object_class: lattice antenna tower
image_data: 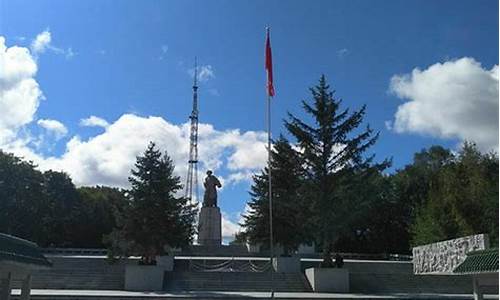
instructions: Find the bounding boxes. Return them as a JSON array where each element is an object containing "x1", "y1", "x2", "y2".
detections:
[{"x1": 185, "y1": 58, "x2": 199, "y2": 204}]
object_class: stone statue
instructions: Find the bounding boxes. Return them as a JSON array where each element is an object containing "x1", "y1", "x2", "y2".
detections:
[{"x1": 203, "y1": 170, "x2": 222, "y2": 207}]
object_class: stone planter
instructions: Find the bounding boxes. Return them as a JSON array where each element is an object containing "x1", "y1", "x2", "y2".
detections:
[
  {"x1": 124, "y1": 265, "x2": 165, "y2": 291},
  {"x1": 305, "y1": 267, "x2": 349, "y2": 292},
  {"x1": 273, "y1": 256, "x2": 301, "y2": 273},
  {"x1": 156, "y1": 255, "x2": 174, "y2": 271}
]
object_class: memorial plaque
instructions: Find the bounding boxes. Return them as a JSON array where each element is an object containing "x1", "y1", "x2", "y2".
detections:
[{"x1": 412, "y1": 234, "x2": 489, "y2": 275}]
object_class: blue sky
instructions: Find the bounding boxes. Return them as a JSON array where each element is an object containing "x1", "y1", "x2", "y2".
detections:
[{"x1": 0, "y1": 0, "x2": 498, "y2": 239}]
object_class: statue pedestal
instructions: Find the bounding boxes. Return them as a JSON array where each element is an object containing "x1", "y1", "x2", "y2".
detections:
[{"x1": 198, "y1": 206, "x2": 222, "y2": 246}]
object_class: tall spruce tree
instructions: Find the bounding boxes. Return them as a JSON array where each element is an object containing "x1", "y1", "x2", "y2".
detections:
[
  {"x1": 107, "y1": 142, "x2": 197, "y2": 263},
  {"x1": 285, "y1": 75, "x2": 389, "y2": 266},
  {"x1": 241, "y1": 136, "x2": 309, "y2": 255}
]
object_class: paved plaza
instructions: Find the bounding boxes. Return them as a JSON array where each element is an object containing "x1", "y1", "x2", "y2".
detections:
[{"x1": 9, "y1": 289, "x2": 500, "y2": 299}]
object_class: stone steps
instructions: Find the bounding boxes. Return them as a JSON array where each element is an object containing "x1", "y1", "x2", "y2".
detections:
[
  {"x1": 12, "y1": 257, "x2": 126, "y2": 290},
  {"x1": 164, "y1": 271, "x2": 311, "y2": 292}
]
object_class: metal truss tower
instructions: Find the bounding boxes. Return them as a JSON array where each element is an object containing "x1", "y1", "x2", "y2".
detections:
[{"x1": 185, "y1": 60, "x2": 199, "y2": 203}]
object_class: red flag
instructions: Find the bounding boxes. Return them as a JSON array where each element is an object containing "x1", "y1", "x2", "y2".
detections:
[{"x1": 265, "y1": 27, "x2": 275, "y2": 97}]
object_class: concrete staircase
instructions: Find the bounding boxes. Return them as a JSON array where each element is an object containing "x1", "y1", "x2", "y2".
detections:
[
  {"x1": 16, "y1": 256, "x2": 126, "y2": 290},
  {"x1": 164, "y1": 271, "x2": 311, "y2": 292},
  {"x1": 9, "y1": 255, "x2": 479, "y2": 294}
]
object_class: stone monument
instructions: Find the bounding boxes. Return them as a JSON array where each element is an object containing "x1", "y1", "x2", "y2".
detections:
[{"x1": 198, "y1": 170, "x2": 222, "y2": 246}]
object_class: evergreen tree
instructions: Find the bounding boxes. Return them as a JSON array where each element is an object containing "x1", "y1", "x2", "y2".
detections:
[
  {"x1": 107, "y1": 142, "x2": 197, "y2": 263},
  {"x1": 242, "y1": 136, "x2": 309, "y2": 255},
  {"x1": 285, "y1": 76, "x2": 389, "y2": 266}
]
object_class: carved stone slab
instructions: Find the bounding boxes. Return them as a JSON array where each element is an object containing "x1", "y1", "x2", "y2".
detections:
[{"x1": 412, "y1": 234, "x2": 489, "y2": 275}]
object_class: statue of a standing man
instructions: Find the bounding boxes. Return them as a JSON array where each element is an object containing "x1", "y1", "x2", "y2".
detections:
[{"x1": 203, "y1": 170, "x2": 222, "y2": 207}]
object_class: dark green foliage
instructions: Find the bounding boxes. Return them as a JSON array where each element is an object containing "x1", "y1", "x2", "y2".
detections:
[
  {"x1": 411, "y1": 142, "x2": 499, "y2": 246},
  {"x1": 41, "y1": 171, "x2": 81, "y2": 247},
  {"x1": 392, "y1": 146, "x2": 454, "y2": 214},
  {"x1": 106, "y1": 142, "x2": 197, "y2": 262},
  {"x1": 242, "y1": 136, "x2": 310, "y2": 255},
  {"x1": 284, "y1": 76, "x2": 390, "y2": 265},
  {"x1": 0, "y1": 150, "x2": 126, "y2": 248},
  {"x1": 334, "y1": 172, "x2": 411, "y2": 254},
  {"x1": 74, "y1": 186, "x2": 127, "y2": 248},
  {"x1": 0, "y1": 151, "x2": 45, "y2": 243},
  {"x1": 0, "y1": 151, "x2": 82, "y2": 247}
]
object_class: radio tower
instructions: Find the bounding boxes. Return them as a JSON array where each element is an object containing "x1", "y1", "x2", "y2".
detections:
[{"x1": 185, "y1": 59, "x2": 199, "y2": 203}]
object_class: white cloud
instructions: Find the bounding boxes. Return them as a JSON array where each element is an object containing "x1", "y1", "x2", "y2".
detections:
[
  {"x1": 37, "y1": 119, "x2": 68, "y2": 139},
  {"x1": 0, "y1": 36, "x2": 42, "y2": 144},
  {"x1": 31, "y1": 30, "x2": 51, "y2": 54},
  {"x1": 189, "y1": 65, "x2": 215, "y2": 82},
  {"x1": 36, "y1": 114, "x2": 189, "y2": 187},
  {"x1": 80, "y1": 115, "x2": 109, "y2": 128},
  {"x1": 19, "y1": 114, "x2": 268, "y2": 188},
  {"x1": 31, "y1": 30, "x2": 75, "y2": 59},
  {"x1": 389, "y1": 57, "x2": 499, "y2": 152}
]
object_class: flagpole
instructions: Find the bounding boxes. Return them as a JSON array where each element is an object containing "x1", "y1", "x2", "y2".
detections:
[
  {"x1": 265, "y1": 26, "x2": 274, "y2": 298},
  {"x1": 267, "y1": 91, "x2": 274, "y2": 298}
]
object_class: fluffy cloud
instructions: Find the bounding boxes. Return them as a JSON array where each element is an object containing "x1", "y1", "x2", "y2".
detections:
[
  {"x1": 389, "y1": 57, "x2": 499, "y2": 152},
  {"x1": 31, "y1": 30, "x2": 51, "y2": 54},
  {"x1": 36, "y1": 114, "x2": 189, "y2": 187},
  {"x1": 0, "y1": 36, "x2": 42, "y2": 143},
  {"x1": 80, "y1": 115, "x2": 110, "y2": 128},
  {"x1": 37, "y1": 119, "x2": 68, "y2": 139},
  {"x1": 24, "y1": 114, "x2": 267, "y2": 188},
  {"x1": 197, "y1": 128, "x2": 267, "y2": 172}
]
